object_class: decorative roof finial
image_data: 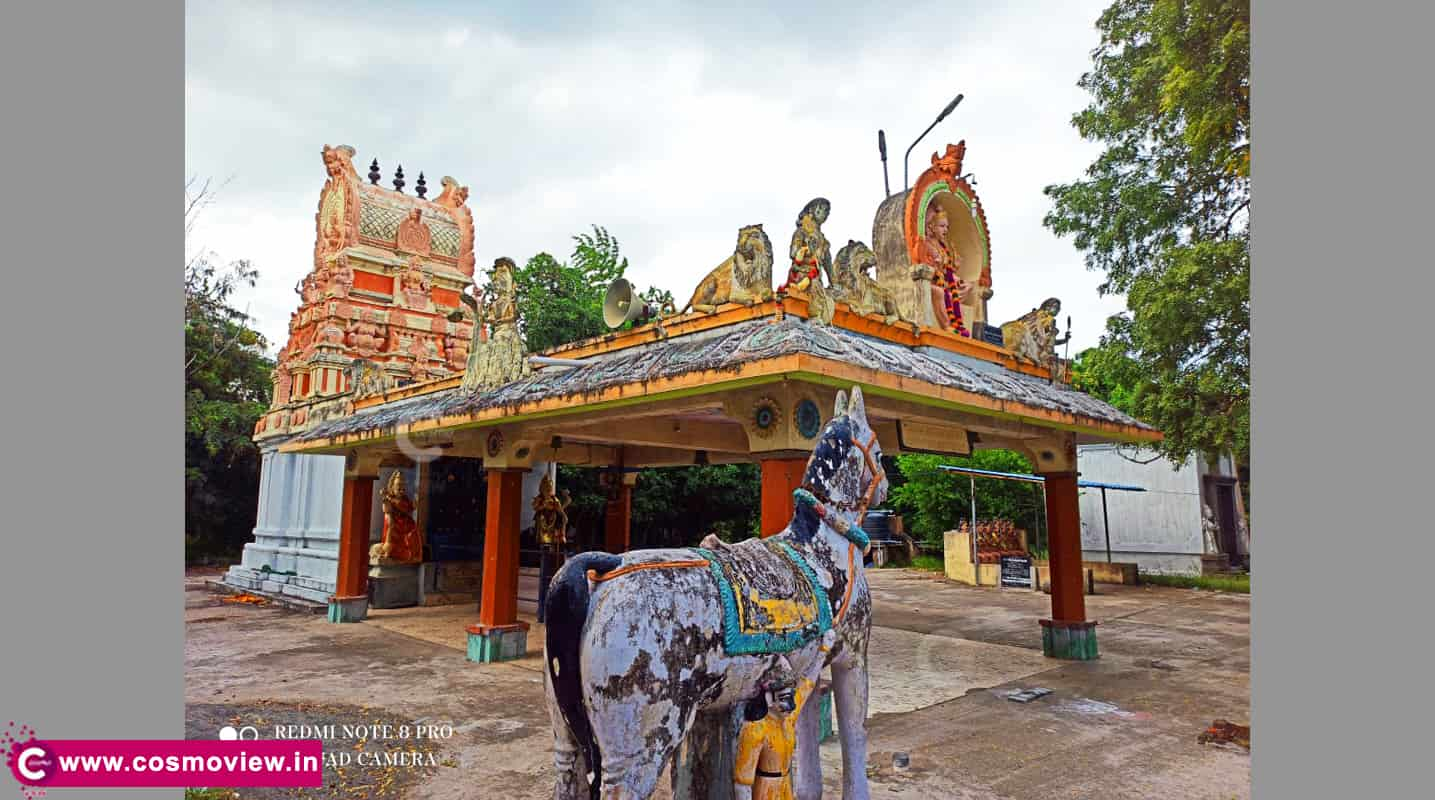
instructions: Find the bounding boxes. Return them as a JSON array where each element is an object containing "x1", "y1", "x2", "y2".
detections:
[
  {"x1": 415, "y1": 172, "x2": 427, "y2": 199},
  {"x1": 393, "y1": 165, "x2": 406, "y2": 193},
  {"x1": 368, "y1": 159, "x2": 381, "y2": 185}
]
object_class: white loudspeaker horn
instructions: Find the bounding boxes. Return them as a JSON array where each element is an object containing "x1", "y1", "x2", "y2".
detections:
[{"x1": 603, "y1": 278, "x2": 647, "y2": 328}]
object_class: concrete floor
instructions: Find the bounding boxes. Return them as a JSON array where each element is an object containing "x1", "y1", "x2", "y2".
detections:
[{"x1": 186, "y1": 567, "x2": 1249, "y2": 799}]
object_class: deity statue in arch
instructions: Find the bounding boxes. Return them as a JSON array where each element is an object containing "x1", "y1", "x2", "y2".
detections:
[{"x1": 920, "y1": 205, "x2": 972, "y2": 337}]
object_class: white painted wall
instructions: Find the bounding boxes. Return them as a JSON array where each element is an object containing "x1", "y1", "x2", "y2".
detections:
[
  {"x1": 226, "y1": 450, "x2": 347, "y2": 602},
  {"x1": 1076, "y1": 444, "x2": 1206, "y2": 574}
]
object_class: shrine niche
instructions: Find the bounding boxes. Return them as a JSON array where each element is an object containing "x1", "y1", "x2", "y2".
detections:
[
  {"x1": 871, "y1": 141, "x2": 993, "y2": 337},
  {"x1": 397, "y1": 257, "x2": 433, "y2": 310},
  {"x1": 347, "y1": 358, "x2": 390, "y2": 400},
  {"x1": 395, "y1": 208, "x2": 433, "y2": 257},
  {"x1": 254, "y1": 144, "x2": 478, "y2": 444}
]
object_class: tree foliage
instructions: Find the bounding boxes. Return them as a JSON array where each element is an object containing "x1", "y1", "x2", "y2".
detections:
[
  {"x1": 524, "y1": 228, "x2": 758, "y2": 549},
  {"x1": 1069, "y1": 346, "x2": 1138, "y2": 416},
  {"x1": 886, "y1": 451, "x2": 1048, "y2": 551},
  {"x1": 632, "y1": 464, "x2": 761, "y2": 547},
  {"x1": 514, "y1": 226, "x2": 630, "y2": 352},
  {"x1": 1044, "y1": 0, "x2": 1250, "y2": 469},
  {"x1": 185, "y1": 179, "x2": 272, "y2": 563}
]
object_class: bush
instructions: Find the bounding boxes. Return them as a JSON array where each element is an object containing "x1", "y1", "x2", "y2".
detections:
[
  {"x1": 1141, "y1": 572, "x2": 1249, "y2": 593},
  {"x1": 885, "y1": 450, "x2": 1047, "y2": 548}
]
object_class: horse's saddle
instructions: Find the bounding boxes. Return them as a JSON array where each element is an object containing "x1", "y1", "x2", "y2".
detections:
[{"x1": 692, "y1": 538, "x2": 833, "y2": 656}]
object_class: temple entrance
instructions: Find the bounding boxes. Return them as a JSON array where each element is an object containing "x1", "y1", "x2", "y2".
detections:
[
  {"x1": 1211, "y1": 479, "x2": 1242, "y2": 567},
  {"x1": 426, "y1": 456, "x2": 487, "y2": 562}
]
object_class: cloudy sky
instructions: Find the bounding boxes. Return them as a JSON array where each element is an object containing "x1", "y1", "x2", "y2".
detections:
[{"x1": 186, "y1": 0, "x2": 1125, "y2": 356}]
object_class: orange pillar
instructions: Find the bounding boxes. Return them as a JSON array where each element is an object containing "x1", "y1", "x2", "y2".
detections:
[
  {"x1": 604, "y1": 484, "x2": 632, "y2": 553},
  {"x1": 1039, "y1": 471, "x2": 1097, "y2": 659},
  {"x1": 329, "y1": 476, "x2": 374, "y2": 623},
  {"x1": 760, "y1": 456, "x2": 808, "y2": 537},
  {"x1": 478, "y1": 469, "x2": 524, "y2": 628}
]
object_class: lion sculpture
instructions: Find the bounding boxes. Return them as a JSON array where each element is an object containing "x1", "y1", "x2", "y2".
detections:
[
  {"x1": 833, "y1": 239, "x2": 904, "y2": 326},
  {"x1": 681, "y1": 224, "x2": 775, "y2": 314},
  {"x1": 1001, "y1": 298, "x2": 1062, "y2": 365}
]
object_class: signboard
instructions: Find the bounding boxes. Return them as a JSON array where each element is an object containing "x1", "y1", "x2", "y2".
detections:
[
  {"x1": 895, "y1": 420, "x2": 973, "y2": 456},
  {"x1": 999, "y1": 555, "x2": 1033, "y2": 589}
]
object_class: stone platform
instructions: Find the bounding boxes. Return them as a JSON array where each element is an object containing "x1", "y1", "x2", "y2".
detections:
[{"x1": 369, "y1": 563, "x2": 421, "y2": 609}]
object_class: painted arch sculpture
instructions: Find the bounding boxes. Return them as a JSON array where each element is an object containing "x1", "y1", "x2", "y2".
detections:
[{"x1": 544, "y1": 386, "x2": 886, "y2": 800}]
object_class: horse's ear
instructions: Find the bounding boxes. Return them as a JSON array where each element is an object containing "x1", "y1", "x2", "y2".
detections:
[
  {"x1": 833, "y1": 390, "x2": 848, "y2": 417},
  {"x1": 848, "y1": 385, "x2": 868, "y2": 428}
]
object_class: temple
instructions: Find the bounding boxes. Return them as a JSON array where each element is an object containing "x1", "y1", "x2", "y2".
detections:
[
  {"x1": 225, "y1": 145, "x2": 478, "y2": 605},
  {"x1": 225, "y1": 138, "x2": 1159, "y2": 663}
]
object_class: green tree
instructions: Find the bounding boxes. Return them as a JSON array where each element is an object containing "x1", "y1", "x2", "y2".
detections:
[
  {"x1": 632, "y1": 464, "x2": 761, "y2": 548},
  {"x1": 1069, "y1": 346, "x2": 1138, "y2": 417},
  {"x1": 1044, "y1": 0, "x2": 1250, "y2": 470},
  {"x1": 514, "y1": 226, "x2": 631, "y2": 352},
  {"x1": 526, "y1": 227, "x2": 759, "y2": 551},
  {"x1": 185, "y1": 179, "x2": 272, "y2": 563},
  {"x1": 886, "y1": 451, "x2": 1048, "y2": 552}
]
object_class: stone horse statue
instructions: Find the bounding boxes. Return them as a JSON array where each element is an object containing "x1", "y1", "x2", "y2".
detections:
[{"x1": 544, "y1": 386, "x2": 886, "y2": 800}]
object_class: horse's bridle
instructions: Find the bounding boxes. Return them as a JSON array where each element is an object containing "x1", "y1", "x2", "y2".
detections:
[{"x1": 801, "y1": 428, "x2": 883, "y2": 526}]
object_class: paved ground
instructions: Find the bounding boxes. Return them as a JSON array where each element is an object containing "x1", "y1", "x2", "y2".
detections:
[{"x1": 186, "y1": 567, "x2": 1249, "y2": 799}]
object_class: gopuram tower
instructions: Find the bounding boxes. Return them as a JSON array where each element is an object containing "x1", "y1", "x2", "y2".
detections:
[{"x1": 226, "y1": 144, "x2": 478, "y2": 603}]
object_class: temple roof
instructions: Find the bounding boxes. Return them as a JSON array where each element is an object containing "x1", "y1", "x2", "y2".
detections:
[{"x1": 291, "y1": 313, "x2": 1153, "y2": 447}]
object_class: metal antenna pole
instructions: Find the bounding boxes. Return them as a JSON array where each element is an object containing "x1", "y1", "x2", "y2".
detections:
[
  {"x1": 878, "y1": 130, "x2": 890, "y2": 198},
  {"x1": 1102, "y1": 486, "x2": 1112, "y2": 563},
  {"x1": 904, "y1": 93, "x2": 964, "y2": 193},
  {"x1": 970, "y1": 475, "x2": 978, "y2": 582}
]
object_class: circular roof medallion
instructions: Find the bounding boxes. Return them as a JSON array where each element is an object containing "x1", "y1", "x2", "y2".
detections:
[{"x1": 794, "y1": 398, "x2": 821, "y2": 439}]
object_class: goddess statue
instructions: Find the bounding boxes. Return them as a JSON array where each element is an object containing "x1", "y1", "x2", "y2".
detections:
[
  {"x1": 780, "y1": 198, "x2": 836, "y2": 324},
  {"x1": 532, "y1": 474, "x2": 572, "y2": 551},
  {"x1": 370, "y1": 470, "x2": 422, "y2": 565},
  {"x1": 919, "y1": 206, "x2": 972, "y2": 336}
]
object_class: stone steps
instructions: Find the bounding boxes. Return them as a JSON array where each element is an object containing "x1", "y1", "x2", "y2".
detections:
[
  {"x1": 205, "y1": 578, "x2": 328, "y2": 615},
  {"x1": 518, "y1": 567, "x2": 540, "y2": 615}
]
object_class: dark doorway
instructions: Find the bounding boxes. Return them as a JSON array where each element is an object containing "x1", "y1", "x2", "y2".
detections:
[
  {"x1": 426, "y1": 456, "x2": 487, "y2": 561},
  {"x1": 1213, "y1": 480, "x2": 1242, "y2": 567}
]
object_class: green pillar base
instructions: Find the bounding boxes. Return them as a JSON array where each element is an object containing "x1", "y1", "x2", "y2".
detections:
[
  {"x1": 327, "y1": 595, "x2": 368, "y2": 623},
  {"x1": 1040, "y1": 619, "x2": 1098, "y2": 660},
  {"x1": 466, "y1": 622, "x2": 530, "y2": 663}
]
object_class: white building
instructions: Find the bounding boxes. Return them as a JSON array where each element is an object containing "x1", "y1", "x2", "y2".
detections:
[{"x1": 1076, "y1": 444, "x2": 1249, "y2": 575}]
